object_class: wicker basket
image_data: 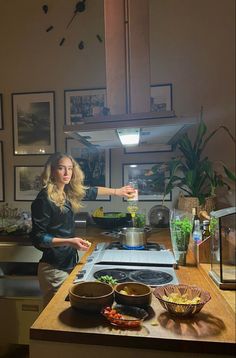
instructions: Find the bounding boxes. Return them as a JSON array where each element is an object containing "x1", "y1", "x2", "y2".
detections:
[{"x1": 178, "y1": 193, "x2": 216, "y2": 214}]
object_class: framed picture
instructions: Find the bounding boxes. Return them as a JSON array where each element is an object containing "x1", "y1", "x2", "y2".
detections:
[
  {"x1": 14, "y1": 166, "x2": 43, "y2": 201},
  {"x1": 0, "y1": 141, "x2": 4, "y2": 201},
  {"x1": 64, "y1": 88, "x2": 107, "y2": 125},
  {"x1": 66, "y1": 138, "x2": 111, "y2": 201},
  {"x1": 12, "y1": 91, "x2": 56, "y2": 155},
  {"x1": 0, "y1": 94, "x2": 3, "y2": 130},
  {"x1": 150, "y1": 83, "x2": 173, "y2": 112},
  {"x1": 122, "y1": 163, "x2": 172, "y2": 201}
]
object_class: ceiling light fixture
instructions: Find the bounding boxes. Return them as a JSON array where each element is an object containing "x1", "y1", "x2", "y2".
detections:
[{"x1": 117, "y1": 128, "x2": 140, "y2": 146}]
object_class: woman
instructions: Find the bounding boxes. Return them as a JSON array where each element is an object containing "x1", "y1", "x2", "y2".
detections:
[{"x1": 30, "y1": 152, "x2": 135, "y2": 306}]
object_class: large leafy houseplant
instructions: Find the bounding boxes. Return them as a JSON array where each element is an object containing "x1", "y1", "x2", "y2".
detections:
[{"x1": 148, "y1": 111, "x2": 236, "y2": 207}]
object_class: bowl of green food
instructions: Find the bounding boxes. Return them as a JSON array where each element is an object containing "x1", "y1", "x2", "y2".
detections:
[{"x1": 92, "y1": 211, "x2": 131, "y2": 229}]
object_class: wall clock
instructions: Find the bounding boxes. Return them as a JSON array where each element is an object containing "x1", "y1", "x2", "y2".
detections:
[{"x1": 42, "y1": 1, "x2": 103, "y2": 49}]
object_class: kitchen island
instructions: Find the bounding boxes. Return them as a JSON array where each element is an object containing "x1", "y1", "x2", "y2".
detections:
[{"x1": 29, "y1": 228, "x2": 236, "y2": 358}]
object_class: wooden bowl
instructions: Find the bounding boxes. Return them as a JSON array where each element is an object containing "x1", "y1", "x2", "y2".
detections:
[
  {"x1": 114, "y1": 282, "x2": 152, "y2": 307},
  {"x1": 69, "y1": 281, "x2": 114, "y2": 312}
]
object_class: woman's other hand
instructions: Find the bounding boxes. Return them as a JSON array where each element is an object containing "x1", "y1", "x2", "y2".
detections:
[{"x1": 69, "y1": 237, "x2": 91, "y2": 251}]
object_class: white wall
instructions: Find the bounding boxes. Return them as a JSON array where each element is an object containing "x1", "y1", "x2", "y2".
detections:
[
  {"x1": 149, "y1": 0, "x2": 235, "y2": 207},
  {"x1": 0, "y1": 0, "x2": 235, "y2": 216}
]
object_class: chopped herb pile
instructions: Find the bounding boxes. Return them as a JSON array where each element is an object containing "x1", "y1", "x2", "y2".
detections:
[{"x1": 97, "y1": 275, "x2": 118, "y2": 286}]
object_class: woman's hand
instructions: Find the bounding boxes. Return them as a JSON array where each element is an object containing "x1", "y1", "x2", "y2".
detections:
[
  {"x1": 115, "y1": 185, "x2": 136, "y2": 199},
  {"x1": 96, "y1": 185, "x2": 136, "y2": 198},
  {"x1": 69, "y1": 237, "x2": 91, "y2": 251}
]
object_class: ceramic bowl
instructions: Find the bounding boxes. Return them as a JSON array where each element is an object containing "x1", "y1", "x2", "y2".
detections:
[
  {"x1": 154, "y1": 284, "x2": 211, "y2": 317},
  {"x1": 69, "y1": 281, "x2": 114, "y2": 312},
  {"x1": 114, "y1": 282, "x2": 152, "y2": 307}
]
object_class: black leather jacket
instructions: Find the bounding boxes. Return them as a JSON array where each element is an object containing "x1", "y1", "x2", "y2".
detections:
[{"x1": 30, "y1": 187, "x2": 97, "y2": 270}]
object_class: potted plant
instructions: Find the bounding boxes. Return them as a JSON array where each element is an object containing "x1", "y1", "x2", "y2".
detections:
[
  {"x1": 147, "y1": 109, "x2": 236, "y2": 213},
  {"x1": 169, "y1": 211, "x2": 192, "y2": 265}
]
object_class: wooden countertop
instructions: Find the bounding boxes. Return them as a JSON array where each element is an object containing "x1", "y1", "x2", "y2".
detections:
[{"x1": 30, "y1": 228, "x2": 236, "y2": 355}]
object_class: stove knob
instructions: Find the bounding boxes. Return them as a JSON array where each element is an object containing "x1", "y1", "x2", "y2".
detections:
[{"x1": 76, "y1": 270, "x2": 86, "y2": 279}]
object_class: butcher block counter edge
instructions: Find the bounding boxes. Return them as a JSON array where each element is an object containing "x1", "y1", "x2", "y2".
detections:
[
  {"x1": 29, "y1": 329, "x2": 234, "y2": 355},
  {"x1": 29, "y1": 229, "x2": 236, "y2": 355}
]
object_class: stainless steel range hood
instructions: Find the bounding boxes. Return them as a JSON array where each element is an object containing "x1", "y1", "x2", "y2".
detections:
[
  {"x1": 64, "y1": 0, "x2": 196, "y2": 148},
  {"x1": 64, "y1": 111, "x2": 196, "y2": 148}
]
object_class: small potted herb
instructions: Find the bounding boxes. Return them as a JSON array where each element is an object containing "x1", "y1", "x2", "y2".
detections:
[{"x1": 170, "y1": 212, "x2": 192, "y2": 265}]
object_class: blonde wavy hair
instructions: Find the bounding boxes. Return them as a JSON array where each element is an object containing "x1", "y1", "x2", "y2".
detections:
[{"x1": 41, "y1": 152, "x2": 86, "y2": 212}]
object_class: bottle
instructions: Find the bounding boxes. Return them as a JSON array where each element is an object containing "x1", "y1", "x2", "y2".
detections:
[
  {"x1": 127, "y1": 180, "x2": 139, "y2": 221},
  {"x1": 202, "y1": 220, "x2": 211, "y2": 241},
  {"x1": 192, "y1": 219, "x2": 202, "y2": 244},
  {"x1": 192, "y1": 207, "x2": 200, "y2": 233}
]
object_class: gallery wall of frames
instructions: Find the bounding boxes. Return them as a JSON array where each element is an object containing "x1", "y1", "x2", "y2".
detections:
[
  {"x1": 0, "y1": 0, "x2": 234, "y2": 214},
  {"x1": 0, "y1": 85, "x2": 175, "y2": 212}
]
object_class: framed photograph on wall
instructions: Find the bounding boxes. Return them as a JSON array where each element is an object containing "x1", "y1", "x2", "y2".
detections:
[
  {"x1": 66, "y1": 138, "x2": 111, "y2": 201},
  {"x1": 122, "y1": 162, "x2": 171, "y2": 201},
  {"x1": 12, "y1": 91, "x2": 55, "y2": 155},
  {"x1": 64, "y1": 88, "x2": 107, "y2": 125},
  {"x1": 14, "y1": 166, "x2": 43, "y2": 201},
  {"x1": 150, "y1": 83, "x2": 173, "y2": 112},
  {"x1": 0, "y1": 141, "x2": 4, "y2": 201},
  {"x1": 0, "y1": 94, "x2": 3, "y2": 130}
]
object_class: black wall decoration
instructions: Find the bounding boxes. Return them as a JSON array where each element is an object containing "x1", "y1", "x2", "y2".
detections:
[{"x1": 42, "y1": 1, "x2": 103, "y2": 49}]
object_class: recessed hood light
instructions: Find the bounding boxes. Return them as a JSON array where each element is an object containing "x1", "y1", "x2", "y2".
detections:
[{"x1": 117, "y1": 128, "x2": 140, "y2": 146}]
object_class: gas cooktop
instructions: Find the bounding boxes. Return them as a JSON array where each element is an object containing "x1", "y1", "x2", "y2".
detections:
[{"x1": 106, "y1": 241, "x2": 165, "y2": 251}]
